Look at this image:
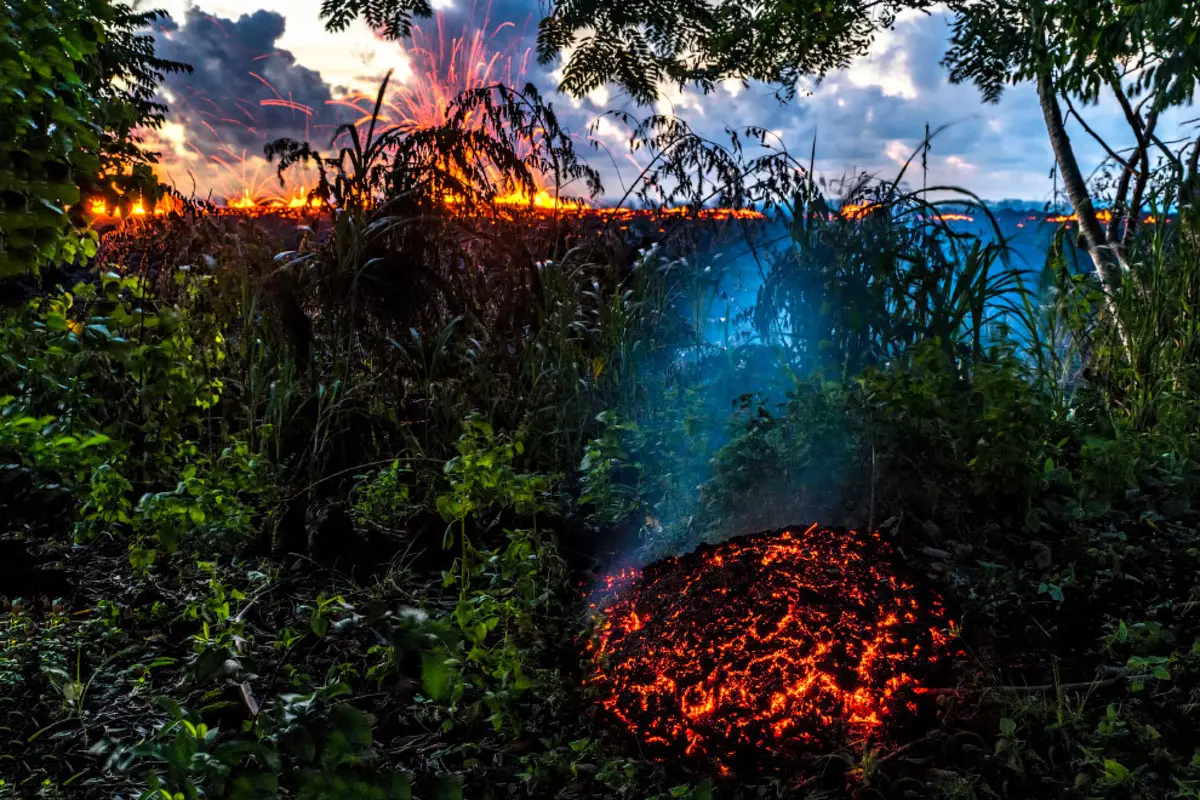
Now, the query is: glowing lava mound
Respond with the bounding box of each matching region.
[587,525,955,770]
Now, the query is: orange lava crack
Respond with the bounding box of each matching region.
[587,525,956,768]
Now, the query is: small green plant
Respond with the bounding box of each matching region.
[994,716,1025,774]
[181,562,252,682]
[579,411,642,525]
[436,414,554,590]
[110,685,409,800]
[351,459,413,528]
[131,440,272,565]
[300,593,352,638]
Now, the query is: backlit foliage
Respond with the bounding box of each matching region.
[0,0,187,276]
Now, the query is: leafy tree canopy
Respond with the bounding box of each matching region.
[537,0,938,103]
[0,0,189,277]
[942,0,1200,302]
[944,0,1200,107]
[319,0,937,103]
[319,0,433,40]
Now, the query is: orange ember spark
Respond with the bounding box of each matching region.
[588,525,954,769]
[838,202,878,220]
[1044,209,1168,225]
[328,8,600,211]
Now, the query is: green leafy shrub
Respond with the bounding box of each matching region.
[698,378,857,535]
[130,440,271,566]
[117,686,410,800]
[436,414,555,552]
[0,0,186,276]
[578,411,642,525]
[0,274,277,564]
[858,340,1058,534]
[350,460,414,529]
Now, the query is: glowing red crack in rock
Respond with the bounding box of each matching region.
[587,524,956,769]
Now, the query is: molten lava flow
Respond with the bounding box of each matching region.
[591,206,765,222]
[229,188,258,210]
[285,187,323,210]
[588,525,955,769]
[83,5,762,218]
[85,194,184,219]
[838,202,879,220]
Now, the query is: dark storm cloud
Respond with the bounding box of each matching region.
[154,8,346,154]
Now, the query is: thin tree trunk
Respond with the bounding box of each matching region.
[1036,72,1123,293]
[1123,106,1159,244]
[1185,134,1200,212]
[1108,76,1151,245]
[1108,162,1134,243]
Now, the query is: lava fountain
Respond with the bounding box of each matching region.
[327,5,580,209]
[587,524,956,771]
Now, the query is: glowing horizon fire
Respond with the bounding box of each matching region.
[837,203,976,223]
[85,186,320,219]
[82,6,593,217]
[1045,209,1164,225]
[329,5,586,211]
[86,194,183,219]
[587,525,956,771]
[82,7,1168,228]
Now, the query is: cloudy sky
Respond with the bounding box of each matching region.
[142,0,1192,204]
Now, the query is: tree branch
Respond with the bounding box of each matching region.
[1037,73,1123,287]
[1109,161,1135,242]
[917,666,1137,696]
[1186,135,1200,208]
[1109,75,1149,145]
[1062,94,1135,173]
[1104,76,1159,244]
[1124,106,1160,243]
